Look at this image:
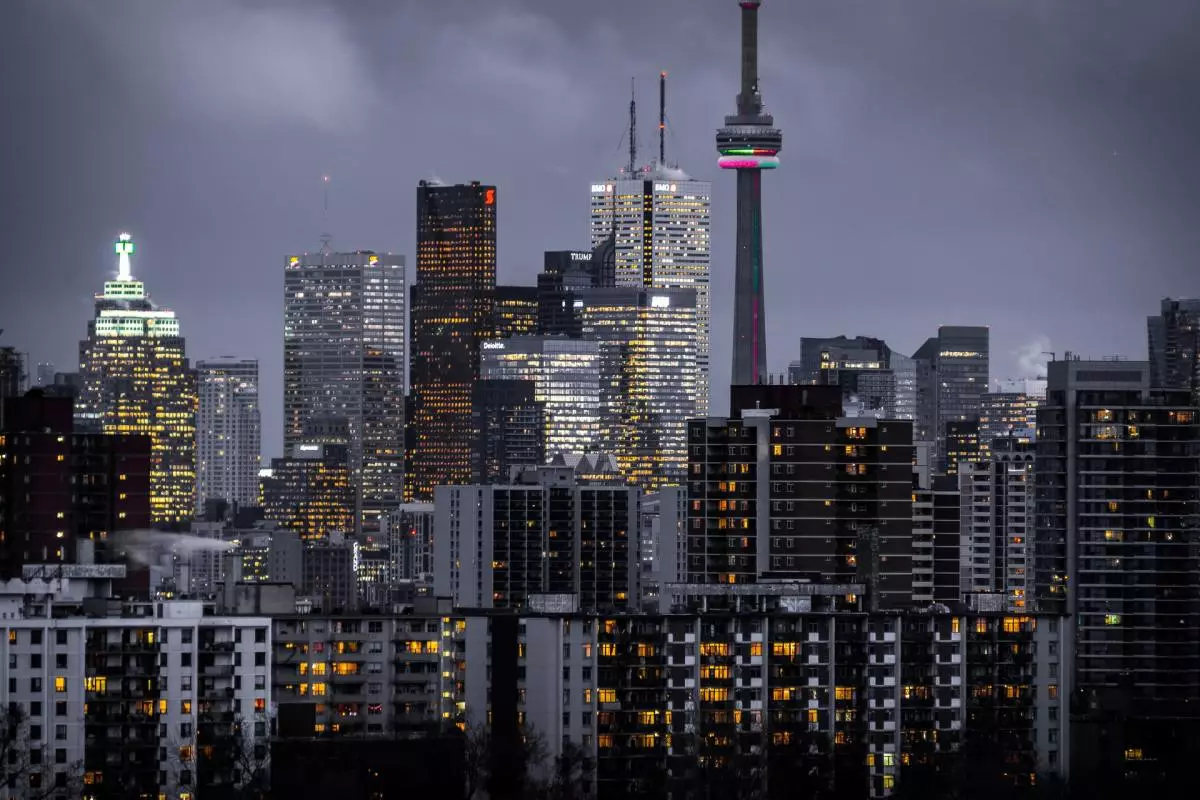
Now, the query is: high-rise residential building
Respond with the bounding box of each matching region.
[471,379,545,484]
[1035,358,1200,787]
[261,443,354,541]
[1148,297,1200,400]
[943,418,982,476]
[0,345,23,430]
[912,326,990,469]
[911,444,963,606]
[283,249,405,534]
[685,385,915,609]
[77,233,197,524]
[492,285,539,339]
[433,466,639,612]
[35,361,55,387]
[196,358,261,515]
[789,335,912,418]
[479,336,601,460]
[0,575,272,800]
[716,0,781,387]
[0,391,151,576]
[590,172,710,412]
[410,180,497,500]
[578,286,698,489]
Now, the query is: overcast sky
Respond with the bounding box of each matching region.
[2,0,1197,457]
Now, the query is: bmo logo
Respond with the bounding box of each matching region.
[654,183,678,193]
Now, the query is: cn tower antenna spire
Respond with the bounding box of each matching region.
[320,175,332,255]
[115,233,135,281]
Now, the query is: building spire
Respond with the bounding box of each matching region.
[320,175,332,256]
[659,71,668,166]
[115,233,135,281]
[627,78,637,176]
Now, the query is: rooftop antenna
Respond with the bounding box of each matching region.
[659,71,667,166]
[319,175,332,255]
[627,78,637,176]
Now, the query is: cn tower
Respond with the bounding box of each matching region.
[717,0,782,386]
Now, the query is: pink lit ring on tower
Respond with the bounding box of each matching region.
[718,155,779,170]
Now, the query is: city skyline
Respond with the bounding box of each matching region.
[2,0,1196,458]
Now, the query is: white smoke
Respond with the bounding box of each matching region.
[1013,335,1052,379]
[113,529,235,567]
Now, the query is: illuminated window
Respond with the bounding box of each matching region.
[598,735,613,749]
[311,683,327,696]
[1124,748,1143,761]
[951,618,961,634]
[599,643,617,657]
[310,662,327,676]
[771,642,798,657]
[771,687,793,702]
[181,700,192,714]
[1048,684,1058,699]
[807,709,819,724]
[178,746,193,762]
[883,775,895,790]
[84,676,106,692]
[597,689,617,704]
[835,686,854,701]
[54,677,66,693]
[749,642,763,657]
[700,687,729,703]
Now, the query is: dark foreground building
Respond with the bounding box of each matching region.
[271,736,464,800]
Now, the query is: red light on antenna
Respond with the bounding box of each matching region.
[484,188,495,205]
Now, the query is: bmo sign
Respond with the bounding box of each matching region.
[654,183,678,193]
[590,184,614,193]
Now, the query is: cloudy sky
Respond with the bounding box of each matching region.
[2,0,1197,457]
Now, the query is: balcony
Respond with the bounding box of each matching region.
[202,664,236,678]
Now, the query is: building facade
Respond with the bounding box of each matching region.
[261,444,354,542]
[77,234,196,524]
[1148,297,1200,400]
[433,467,639,612]
[196,358,261,515]
[284,249,405,534]
[589,171,711,414]
[479,336,601,460]
[470,379,545,484]
[409,180,497,500]
[685,387,915,609]
[578,286,698,489]
[1034,358,1200,788]
[0,392,151,576]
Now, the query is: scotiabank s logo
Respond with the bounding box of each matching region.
[484,189,496,205]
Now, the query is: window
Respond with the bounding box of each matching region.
[55,630,67,646]
[311,683,327,696]
[255,628,267,643]
[54,677,66,693]
[255,698,266,712]
[749,642,763,657]
[596,689,616,704]
[181,701,192,714]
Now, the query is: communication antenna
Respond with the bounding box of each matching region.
[627,78,637,176]
[659,71,667,165]
[319,175,332,255]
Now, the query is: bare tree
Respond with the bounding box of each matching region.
[194,710,271,799]
[0,703,83,800]
[462,721,588,800]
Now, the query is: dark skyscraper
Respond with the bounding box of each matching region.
[1148,297,1200,400]
[717,0,782,386]
[0,345,23,430]
[409,181,497,500]
[471,379,545,484]
[492,285,539,339]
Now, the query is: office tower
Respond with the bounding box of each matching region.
[302,533,357,612]
[0,391,151,576]
[433,466,639,611]
[537,244,617,338]
[196,358,261,515]
[578,286,698,489]
[891,352,918,421]
[1148,297,1200,399]
[639,486,686,610]
[911,326,990,468]
[981,378,1044,446]
[381,503,435,583]
[715,0,781,387]
[1035,359,1200,786]
[591,151,710,409]
[261,443,354,541]
[492,285,539,339]
[34,362,54,387]
[0,346,22,430]
[471,379,545,483]
[684,385,914,608]
[284,249,405,534]
[410,180,497,500]
[479,336,601,459]
[77,233,197,524]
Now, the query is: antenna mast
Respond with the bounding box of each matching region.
[627,78,637,176]
[320,175,332,255]
[659,71,667,165]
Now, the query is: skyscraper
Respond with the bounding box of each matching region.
[283,249,405,534]
[1035,359,1200,785]
[0,345,22,431]
[590,167,710,410]
[410,180,497,500]
[196,358,261,515]
[1148,297,1200,400]
[578,286,698,489]
[492,285,539,339]
[78,234,197,524]
[717,0,782,387]
[479,336,601,459]
[471,379,545,484]
[912,325,990,469]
